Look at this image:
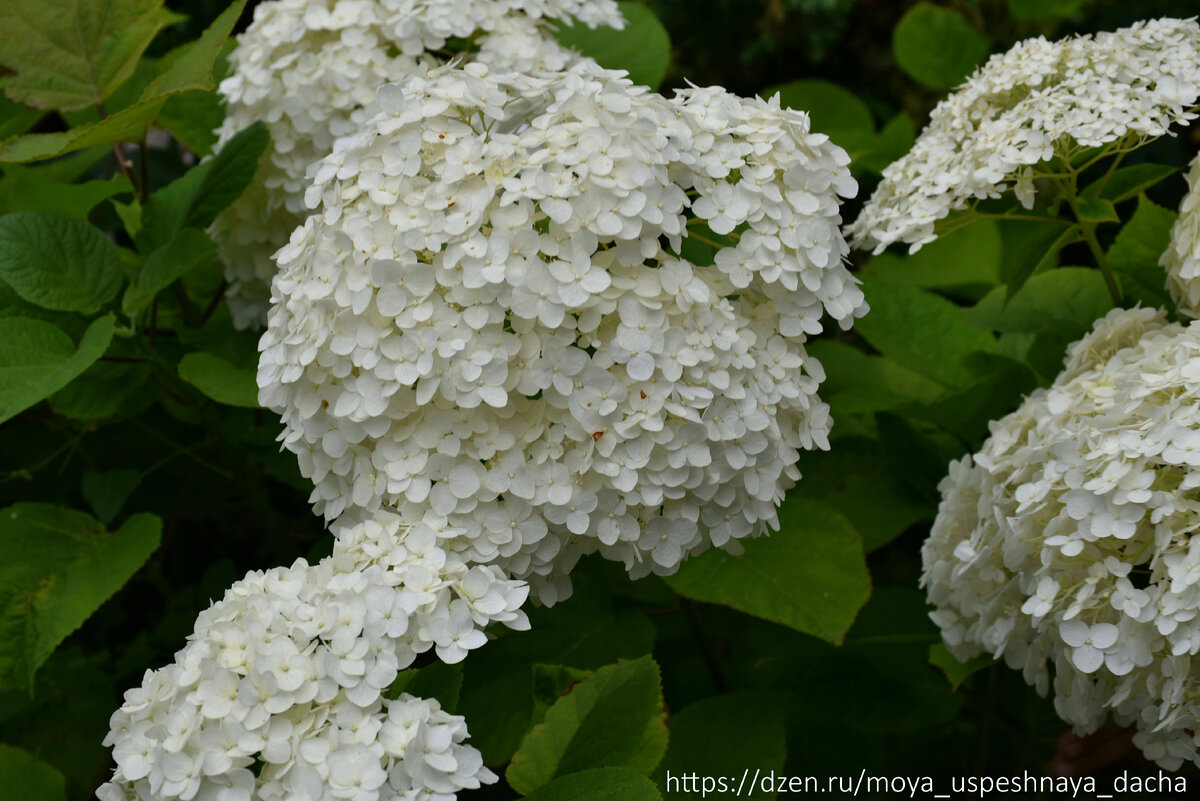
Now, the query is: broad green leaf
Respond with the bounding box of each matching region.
[123,228,216,314]
[0,97,162,163]
[892,3,989,90]
[866,218,1001,297]
[0,96,43,140]
[458,588,655,764]
[929,642,992,690]
[965,267,1113,337]
[0,212,123,313]
[178,352,259,408]
[0,315,115,424]
[80,469,142,524]
[49,360,150,421]
[767,79,874,152]
[1007,0,1093,20]
[665,498,871,644]
[522,768,662,801]
[997,218,1078,300]
[138,122,269,252]
[857,112,916,174]
[654,693,784,797]
[875,412,947,505]
[805,340,944,414]
[904,353,1038,444]
[112,198,143,238]
[1087,163,1176,204]
[0,504,161,691]
[0,168,131,218]
[554,2,670,90]
[0,744,66,801]
[1107,194,1177,309]
[140,0,249,98]
[0,0,175,110]
[506,655,667,795]
[1073,196,1119,223]
[854,274,996,388]
[158,90,224,156]
[389,661,463,713]
[531,664,592,725]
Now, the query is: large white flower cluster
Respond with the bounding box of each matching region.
[213,0,623,328]
[257,60,863,603]
[848,17,1200,254]
[1162,153,1200,319]
[98,509,527,801]
[922,306,1200,769]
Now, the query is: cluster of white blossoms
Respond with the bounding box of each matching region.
[99,508,528,801]
[847,17,1200,253]
[922,306,1200,769]
[257,60,863,603]
[213,0,623,327]
[1162,153,1200,319]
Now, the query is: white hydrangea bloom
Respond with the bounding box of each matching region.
[213,0,623,328]
[1162,153,1200,319]
[922,306,1200,770]
[848,18,1200,254]
[98,508,526,801]
[257,61,863,603]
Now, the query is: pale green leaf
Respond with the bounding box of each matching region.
[0,0,175,110]
[893,3,989,90]
[1074,196,1119,223]
[178,351,259,408]
[0,744,67,801]
[506,655,667,795]
[157,90,224,157]
[0,315,115,424]
[0,504,161,691]
[521,768,661,801]
[665,498,871,644]
[140,0,249,98]
[0,212,123,313]
[554,2,669,90]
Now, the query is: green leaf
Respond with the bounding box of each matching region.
[997,218,1078,300]
[138,122,269,252]
[140,0,249,98]
[112,197,142,238]
[665,498,871,644]
[0,315,115,424]
[521,768,662,801]
[49,360,150,421]
[554,2,669,90]
[157,90,224,157]
[929,642,992,690]
[0,0,176,111]
[0,744,67,801]
[389,661,463,713]
[805,340,944,414]
[892,3,989,90]
[875,412,947,505]
[857,112,916,174]
[0,167,131,218]
[1007,0,1093,21]
[0,96,43,140]
[178,351,259,408]
[506,655,667,795]
[767,79,874,152]
[0,504,161,691]
[1107,193,1177,309]
[655,693,784,797]
[1073,196,1119,224]
[1087,163,1176,204]
[80,469,142,524]
[123,228,216,315]
[866,218,1001,297]
[0,212,123,312]
[0,98,164,163]
[965,267,1113,337]
[531,663,592,725]
[854,274,996,388]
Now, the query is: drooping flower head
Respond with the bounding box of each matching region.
[923,306,1200,770]
[257,61,864,603]
[213,0,624,327]
[849,18,1200,254]
[99,509,527,801]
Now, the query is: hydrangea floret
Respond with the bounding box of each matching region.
[848,17,1200,254]
[1162,153,1200,319]
[922,306,1200,770]
[98,508,527,801]
[256,60,865,604]
[213,0,624,327]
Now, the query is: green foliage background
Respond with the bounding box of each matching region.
[3,0,1200,799]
